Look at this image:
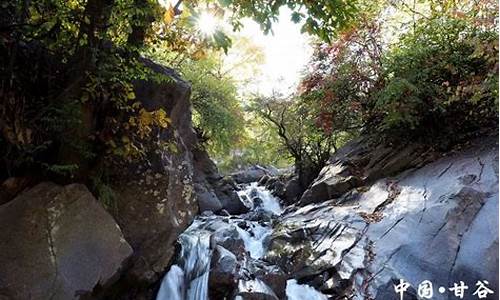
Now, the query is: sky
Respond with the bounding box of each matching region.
[158,1,313,97]
[237,8,313,96]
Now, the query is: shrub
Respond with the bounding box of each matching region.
[371,17,498,140]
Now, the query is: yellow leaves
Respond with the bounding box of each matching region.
[127,91,136,100]
[192,48,207,60]
[164,4,176,24]
[2,120,32,145]
[128,108,171,139]
[153,109,171,128]
[139,108,154,128]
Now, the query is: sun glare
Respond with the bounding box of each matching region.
[198,12,218,36]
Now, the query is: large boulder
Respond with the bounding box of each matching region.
[299,136,439,205]
[283,176,303,204]
[215,178,251,215]
[231,165,276,184]
[0,182,132,300]
[106,63,200,298]
[195,183,223,213]
[271,136,499,299]
[208,245,239,299]
[101,60,235,298]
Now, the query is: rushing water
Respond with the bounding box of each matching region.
[285,280,328,300]
[156,182,327,300]
[157,223,212,300]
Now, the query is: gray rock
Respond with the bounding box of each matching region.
[236,279,279,300]
[299,136,439,205]
[231,165,273,184]
[284,176,303,204]
[106,60,203,298]
[211,225,246,259]
[267,180,285,198]
[195,183,223,212]
[272,137,499,299]
[216,189,251,215]
[258,175,271,186]
[299,163,363,205]
[209,246,239,298]
[0,182,132,300]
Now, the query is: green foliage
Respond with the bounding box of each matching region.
[299,2,498,148]
[250,94,347,187]
[216,113,293,172]
[0,0,177,180]
[372,16,498,139]
[220,0,360,41]
[42,163,80,176]
[81,50,174,161]
[91,172,117,210]
[180,56,245,156]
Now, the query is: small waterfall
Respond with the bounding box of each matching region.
[156,181,329,300]
[157,222,212,300]
[235,222,271,259]
[237,182,283,215]
[286,280,328,300]
[156,265,184,299]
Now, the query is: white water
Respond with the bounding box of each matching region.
[156,182,328,300]
[235,222,271,259]
[286,280,329,300]
[156,265,184,300]
[157,223,212,300]
[237,182,283,215]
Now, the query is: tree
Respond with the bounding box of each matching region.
[0,0,363,179]
[252,93,340,188]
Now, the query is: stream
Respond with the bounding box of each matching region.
[156,182,328,300]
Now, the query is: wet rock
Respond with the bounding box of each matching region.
[218,191,250,215]
[201,210,215,217]
[238,221,250,230]
[255,265,288,299]
[267,180,285,198]
[231,165,274,184]
[209,245,239,299]
[259,176,294,200]
[246,210,273,223]
[253,197,264,208]
[216,183,250,215]
[211,225,246,259]
[0,182,132,300]
[218,209,231,216]
[258,175,271,186]
[236,279,279,300]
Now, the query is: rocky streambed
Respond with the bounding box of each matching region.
[156,182,328,300]
[155,138,499,300]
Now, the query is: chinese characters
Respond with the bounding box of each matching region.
[394,279,494,299]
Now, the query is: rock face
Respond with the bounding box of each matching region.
[269,136,499,299]
[299,137,439,205]
[104,60,241,298]
[0,182,132,300]
[0,59,241,300]
[231,165,278,184]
